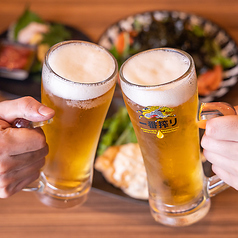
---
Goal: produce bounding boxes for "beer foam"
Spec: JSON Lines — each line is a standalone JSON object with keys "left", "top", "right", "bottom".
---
{"left": 42, "top": 41, "right": 116, "bottom": 100}
{"left": 120, "top": 49, "right": 197, "bottom": 107}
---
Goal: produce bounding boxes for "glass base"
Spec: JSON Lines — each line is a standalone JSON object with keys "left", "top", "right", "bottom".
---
{"left": 149, "top": 195, "right": 211, "bottom": 226}
{"left": 35, "top": 191, "right": 88, "bottom": 208}
{"left": 35, "top": 173, "right": 90, "bottom": 208}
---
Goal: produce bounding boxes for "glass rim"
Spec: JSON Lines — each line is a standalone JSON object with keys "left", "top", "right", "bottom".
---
{"left": 119, "top": 47, "right": 194, "bottom": 89}
{"left": 44, "top": 40, "right": 118, "bottom": 86}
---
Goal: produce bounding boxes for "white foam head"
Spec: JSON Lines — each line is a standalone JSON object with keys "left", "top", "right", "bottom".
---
{"left": 42, "top": 41, "right": 117, "bottom": 100}
{"left": 120, "top": 48, "right": 197, "bottom": 107}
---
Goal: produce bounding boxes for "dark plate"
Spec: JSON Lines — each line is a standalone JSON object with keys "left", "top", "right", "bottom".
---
{"left": 98, "top": 10, "right": 238, "bottom": 102}
{"left": 92, "top": 170, "right": 147, "bottom": 203}
{"left": 0, "top": 24, "right": 91, "bottom": 101}
{"left": 96, "top": 11, "right": 223, "bottom": 202}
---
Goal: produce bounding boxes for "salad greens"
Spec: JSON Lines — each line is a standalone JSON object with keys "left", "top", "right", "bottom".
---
{"left": 10, "top": 8, "right": 72, "bottom": 74}
{"left": 13, "top": 8, "right": 71, "bottom": 45}
{"left": 13, "top": 8, "right": 44, "bottom": 40}
{"left": 41, "top": 23, "right": 71, "bottom": 47}
{"left": 97, "top": 107, "right": 137, "bottom": 156}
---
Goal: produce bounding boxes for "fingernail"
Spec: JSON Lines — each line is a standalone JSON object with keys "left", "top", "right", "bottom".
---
{"left": 38, "top": 105, "right": 55, "bottom": 117}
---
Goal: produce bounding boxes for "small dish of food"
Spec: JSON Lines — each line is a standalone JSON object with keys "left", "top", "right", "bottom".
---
{"left": 0, "top": 40, "right": 36, "bottom": 80}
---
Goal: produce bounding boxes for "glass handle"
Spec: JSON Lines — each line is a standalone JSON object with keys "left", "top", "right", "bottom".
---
{"left": 198, "top": 102, "right": 236, "bottom": 129}
{"left": 12, "top": 118, "right": 52, "bottom": 192}
{"left": 22, "top": 179, "right": 45, "bottom": 192}
{"left": 199, "top": 102, "right": 237, "bottom": 197}
{"left": 207, "top": 175, "right": 230, "bottom": 197}
{"left": 13, "top": 118, "right": 53, "bottom": 129}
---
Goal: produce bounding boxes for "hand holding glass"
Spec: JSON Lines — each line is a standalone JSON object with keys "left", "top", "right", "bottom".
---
{"left": 119, "top": 48, "right": 236, "bottom": 226}
{"left": 21, "top": 40, "right": 118, "bottom": 208}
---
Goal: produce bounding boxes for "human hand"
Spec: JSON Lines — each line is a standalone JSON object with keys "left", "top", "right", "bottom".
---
{"left": 201, "top": 106, "right": 238, "bottom": 190}
{"left": 0, "top": 96, "right": 54, "bottom": 198}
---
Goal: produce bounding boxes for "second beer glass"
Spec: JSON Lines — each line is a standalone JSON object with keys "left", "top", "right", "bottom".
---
{"left": 119, "top": 48, "right": 209, "bottom": 226}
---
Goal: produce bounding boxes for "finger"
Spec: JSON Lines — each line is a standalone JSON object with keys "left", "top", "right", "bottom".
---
{"left": 212, "top": 165, "right": 238, "bottom": 191}
{"left": 0, "top": 172, "right": 40, "bottom": 198}
{"left": 11, "top": 145, "right": 48, "bottom": 169}
{"left": 0, "top": 119, "right": 11, "bottom": 130}
{"left": 201, "top": 134, "right": 238, "bottom": 159}
{"left": 203, "top": 149, "right": 238, "bottom": 176}
{"left": 11, "top": 172, "right": 41, "bottom": 195}
{"left": 205, "top": 115, "right": 238, "bottom": 141}
{"left": 235, "top": 106, "right": 238, "bottom": 114}
{"left": 0, "top": 146, "right": 48, "bottom": 174}
{"left": 0, "top": 158, "right": 45, "bottom": 189}
{"left": 0, "top": 127, "right": 47, "bottom": 156}
{"left": 0, "top": 96, "right": 55, "bottom": 123}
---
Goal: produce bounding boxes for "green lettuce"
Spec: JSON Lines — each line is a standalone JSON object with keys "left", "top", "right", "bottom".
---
{"left": 97, "top": 107, "right": 137, "bottom": 156}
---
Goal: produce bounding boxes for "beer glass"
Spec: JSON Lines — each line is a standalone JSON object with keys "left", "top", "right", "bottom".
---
{"left": 119, "top": 48, "right": 236, "bottom": 226}
{"left": 26, "top": 41, "right": 118, "bottom": 208}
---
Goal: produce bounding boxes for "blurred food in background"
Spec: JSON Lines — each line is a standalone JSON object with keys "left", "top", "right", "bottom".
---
{"left": 0, "top": 8, "right": 72, "bottom": 80}
{"left": 99, "top": 11, "right": 237, "bottom": 98}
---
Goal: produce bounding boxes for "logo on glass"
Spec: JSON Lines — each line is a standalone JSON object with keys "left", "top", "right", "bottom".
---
{"left": 137, "top": 106, "right": 178, "bottom": 138}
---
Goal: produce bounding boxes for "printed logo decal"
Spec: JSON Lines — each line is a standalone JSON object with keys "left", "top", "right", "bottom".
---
{"left": 137, "top": 106, "right": 178, "bottom": 139}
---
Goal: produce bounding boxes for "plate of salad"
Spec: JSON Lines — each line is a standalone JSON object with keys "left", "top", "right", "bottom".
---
{"left": 98, "top": 10, "right": 238, "bottom": 102}
{"left": 0, "top": 8, "right": 91, "bottom": 100}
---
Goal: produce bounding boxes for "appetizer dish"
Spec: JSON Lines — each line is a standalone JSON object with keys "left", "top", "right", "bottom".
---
{"left": 95, "top": 143, "right": 148, "bottom": 200}
{"left": 0, "top": 41, "right": 35, "bottom": 80}
{"left": 7, "top": 8, "right": 72, "bottom": 73}
{"left": 0, "top": 8, "right": 90, "bottom": 98}
{"left": 0, "top": 8, "right": 89, "bottom": 82}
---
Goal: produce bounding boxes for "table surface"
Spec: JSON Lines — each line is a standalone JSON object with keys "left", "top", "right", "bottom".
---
{"left": 1, "top": 0, "right": 238, "bottom": 237}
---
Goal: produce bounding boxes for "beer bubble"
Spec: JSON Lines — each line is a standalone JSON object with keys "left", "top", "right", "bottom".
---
{"left": 42, "top": 42, "right": 116, "bottom": 101}
{"left": 121, "top": 49, "right": 196, "bottom": 107}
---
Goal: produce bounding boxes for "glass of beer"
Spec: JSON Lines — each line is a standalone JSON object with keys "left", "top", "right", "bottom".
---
{"left": 119, "top": 48, "right": 235, "bottom": 226}
{"left": 36, "top": 40, "right": 117, "bottom": 208}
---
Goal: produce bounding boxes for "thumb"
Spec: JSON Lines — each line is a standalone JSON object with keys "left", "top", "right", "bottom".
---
{"left": 0, "top": 96, "right": 55, "bottom": 123}
{"left": 235, "top": 106, "right": 238, "bottom": 115}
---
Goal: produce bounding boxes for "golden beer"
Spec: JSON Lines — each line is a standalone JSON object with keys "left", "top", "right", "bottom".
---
{"left": 41, "top": 41, "right": 117, "bottom": 206}
{"left": 42, "top": 86, "right": 115, "bottom": 189}
{"left": 120, "top": 49, "right": 235, "bottom": 226}
{"left": 120, "top": 48, "right": 206, "bottom": 224}
{"left": 124, "top": 92, "right": 203, "bottom": 206}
